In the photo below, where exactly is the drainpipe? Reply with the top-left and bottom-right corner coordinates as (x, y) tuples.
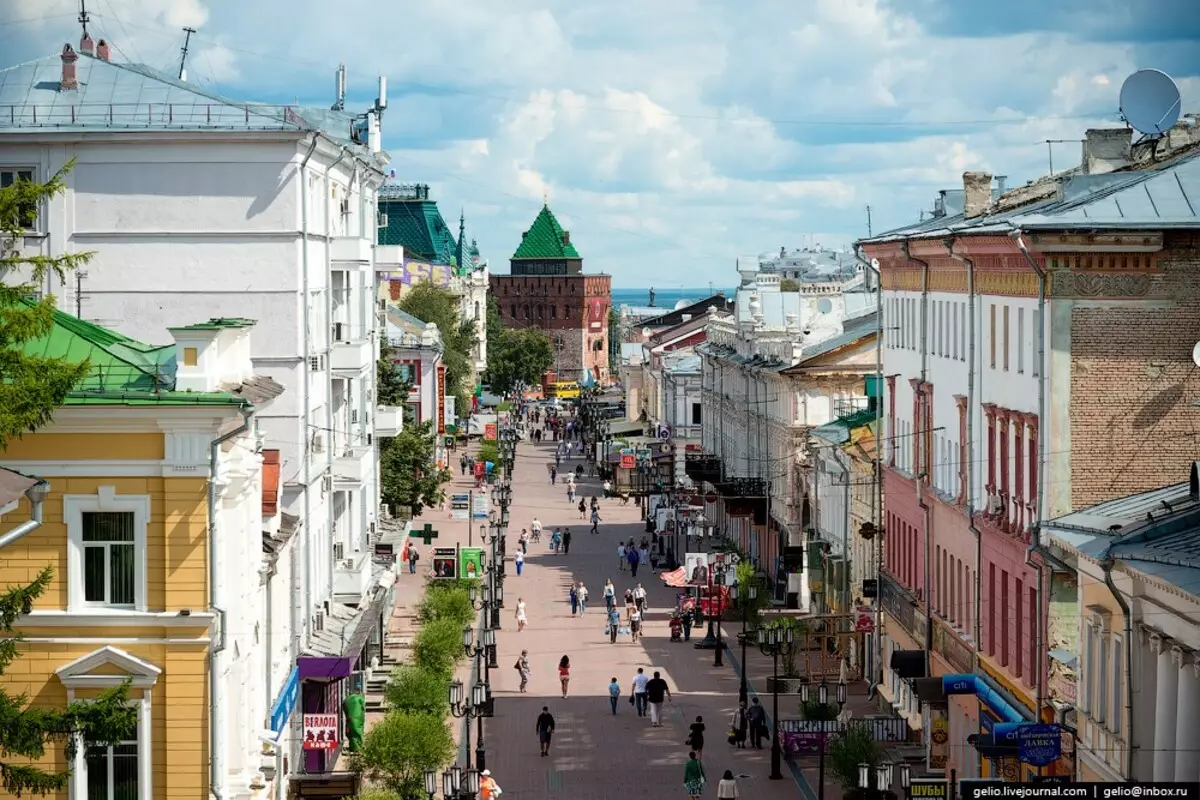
(299, 132), (319, 661)
(854, 248), (883, 682)
(1012, 228), (1049, 720)
(326, 146), (350, 584)
(0, 481), (51, 549)
(901, 240), (934, 674)
(210, 409), (255, 800)
(1101, 556), (1135, 780)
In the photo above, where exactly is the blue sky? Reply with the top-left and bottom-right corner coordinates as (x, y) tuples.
(4, 0), (1200, 288)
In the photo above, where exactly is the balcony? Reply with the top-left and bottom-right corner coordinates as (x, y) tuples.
(375, 405), (402, 438)
(331, 236), (372, 269)
(334, 445), (372, 486)
(375, 245), (404, 273)
(331, 339), (373, 374)
(333, 549), (371, 603)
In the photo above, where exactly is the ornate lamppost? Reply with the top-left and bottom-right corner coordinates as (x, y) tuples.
(711, 562), (734, 667)
(801, 677), (848, 800)
(757, 625), (797, 781)
(728, 579), (759, 703)
(448, 679), (488, 772)
(441, 765), (482, 800)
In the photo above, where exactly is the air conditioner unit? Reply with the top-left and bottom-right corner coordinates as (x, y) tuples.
(339, 558), (357, 570)
(313, 611), (325, 632)
(340, 199), (350, 217)
(377, 298), (387, 310)
(986, 494), (1004, 515)
(321, 474), (333, 492)
(333, 322), (346, 342)
(333, 542), (345, 561)
(377, 213), (388, 228)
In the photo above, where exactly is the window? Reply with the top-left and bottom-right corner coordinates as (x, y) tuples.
(1017, 308), (1025, 373)
(988, 563), (997, 656)
(1111, 635), (1123, 735)
(474, 301), (480, 320)
(65, 490), (150, 612)
(1097, 634), (1110, 725)
(86, 740), (139, 799)
(989, 304), (996, 368)
(951, 303), (959, 360)
(691, 403), (702, 425)
(1082, 625), (1095, 714)
(510, 304), (517, 318)
(550, 305), (557, 319)
(1002, 306), (1010, 371)
(1014, 578), (1024, 678)
(960, 302), (967, 361)
(1000, 570), (1010, 667)
(182, 347), (198, 367)
(1, 167), (37, 228)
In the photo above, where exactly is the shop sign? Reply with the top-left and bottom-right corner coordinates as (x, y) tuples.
(302, 713), (339, 750)
(269, 666), (300, 737)
(932, 618), (974, 673)
(437, 366), (447, 434)
(1017, 723), (1062, 768)
(854, 606), (876, 633)
(484, 423), (497, 441)
(431, 547), (457, 579)
(927, 707), (949, 770)
(909, 779), (948, 799)
(620, 449), (636, 469)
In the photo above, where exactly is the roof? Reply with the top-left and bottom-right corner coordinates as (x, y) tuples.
(786, 310), (879, 369)
(862, 148), (1200, 244)
(263, 512), (300, 556)
(662, 353), (702, 374)
(0, 467), (38, 511)
(759, 248), (857, 283)
(0, 49), (362, 143)
(511, 204), (581, 260)
(637, 295), (733, 329)
(225, 375), (285, 405)
(378, 190), (460, 267)
(12, 301), (249, 407)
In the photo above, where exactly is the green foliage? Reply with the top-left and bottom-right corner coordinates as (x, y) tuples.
(385, 665), (450, 717)
(481, 295), (553, 394)
(800, 699), (840, 721)
(417, 584), (473, 628)
(779, 278), (801, 291)
(377, 340), (412, 408)
(411, 617), (464, 678)
(0, 568), (138, 795)
(380, 421), (450, 519)
(1, 160), (92, 449)
(350, 711), (455, 799)
(734, 561), (768, 618)
(826, 723), (882, 790)
(398, 282), (476, 407)
(476, 439), (499, 467)
(758, 615), (810, 677)
(355, 788), (402, 800)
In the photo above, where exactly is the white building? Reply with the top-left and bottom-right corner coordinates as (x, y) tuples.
(0, 41), (397, 791)
(661, 352), (703, 487)
(384, 307), (447, 438)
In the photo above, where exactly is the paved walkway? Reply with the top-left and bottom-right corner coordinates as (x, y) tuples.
(480, 433), (819, 800)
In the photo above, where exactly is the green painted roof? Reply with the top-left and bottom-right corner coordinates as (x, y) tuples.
(512, 204), (581, 260)
(13, 302), (247, 407)
(172, 317), (256, 330)
(378, 197), (460, 269)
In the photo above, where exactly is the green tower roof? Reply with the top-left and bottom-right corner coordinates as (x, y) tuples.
(511, 204), (581, 260)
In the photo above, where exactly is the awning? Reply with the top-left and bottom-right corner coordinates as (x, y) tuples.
(661, 567), (689, 587)
(298, 582), (393, 680)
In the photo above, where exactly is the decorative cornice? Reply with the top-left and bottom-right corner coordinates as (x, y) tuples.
(1150, 633), (1171, 656)
(1048, 271), (1167, 299)
(954, 394), (967, 409)
(1171, 645), (1190, 669)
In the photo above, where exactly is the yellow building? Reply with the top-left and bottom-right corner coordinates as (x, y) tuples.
(0, 310), (282, 800)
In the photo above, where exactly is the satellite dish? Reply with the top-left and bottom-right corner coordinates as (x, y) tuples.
(816, 298), (833, 314)
(1119, 69), (1182, 136)
(1191, 341), (1200, 367)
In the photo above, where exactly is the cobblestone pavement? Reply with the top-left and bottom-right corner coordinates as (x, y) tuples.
(478, 432), (819, 800)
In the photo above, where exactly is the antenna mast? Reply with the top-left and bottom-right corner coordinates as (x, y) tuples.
(78, 0), (90, 36)
(178, 26), (196, 80)
(866, 204), (873, 237)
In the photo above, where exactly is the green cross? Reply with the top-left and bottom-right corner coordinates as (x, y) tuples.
(410, 524), (439, 545)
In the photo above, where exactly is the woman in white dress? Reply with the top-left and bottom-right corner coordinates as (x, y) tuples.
(515, 597), (529, 632)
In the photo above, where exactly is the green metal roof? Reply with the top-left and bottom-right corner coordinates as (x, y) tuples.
(172, 317), (256, 330)
(13, 302), (247, 407)
(511, 204), (581, 260)
(378, 195), (459, 268)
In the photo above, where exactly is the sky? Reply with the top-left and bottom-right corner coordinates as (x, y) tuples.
(4, 0), (1200, 289)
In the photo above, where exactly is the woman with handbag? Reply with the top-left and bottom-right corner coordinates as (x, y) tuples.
(683, 751), (706, 799)
(687, 716), (706, 761)
(729, 701), (749, 749)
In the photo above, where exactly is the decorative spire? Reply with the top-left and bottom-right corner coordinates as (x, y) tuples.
(455, 209), (466, 275)
(543, 187), (549, 206)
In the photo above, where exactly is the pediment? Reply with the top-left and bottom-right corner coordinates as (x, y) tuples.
(56, 645), (162, 689)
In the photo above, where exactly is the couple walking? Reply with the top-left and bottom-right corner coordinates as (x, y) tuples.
(629, 668), (672, 725)
(728, 698), (769, 749)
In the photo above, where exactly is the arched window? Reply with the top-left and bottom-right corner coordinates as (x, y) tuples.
(564, 305), (571, 318)
(551, 306), (558, 319)
(522, 304), (529, 319)
(511, 304), (517, 318)
(474, 301), (480, 320)
(536, 305), (544, 319)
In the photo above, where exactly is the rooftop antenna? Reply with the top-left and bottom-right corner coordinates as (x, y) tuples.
(78, 0), (90, 36)
(1042, 139), (1080, 175)
(866, 205), (873, 237)
(332, 63), (346, 111)
(178, 26), (196, 81)
(1120, 68), (1182, 140)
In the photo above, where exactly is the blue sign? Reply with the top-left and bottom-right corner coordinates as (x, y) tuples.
(992, 722), (1022, 744)
(269, 666), (300, 735)
(979, 706), (999, 735)
(1017, 723), (1062, 767)
(943, 677), (974, 695)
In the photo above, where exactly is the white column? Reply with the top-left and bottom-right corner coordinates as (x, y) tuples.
(1152, 635), (1179, 780)
(1176, 654), (1200, 783)
(139, 691), (153, 800)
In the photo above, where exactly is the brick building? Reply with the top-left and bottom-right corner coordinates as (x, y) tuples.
(489, 203), (612, 382)
(860, 125), (1200, 783)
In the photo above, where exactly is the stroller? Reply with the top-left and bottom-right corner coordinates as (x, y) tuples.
(669, 614), (684, 643)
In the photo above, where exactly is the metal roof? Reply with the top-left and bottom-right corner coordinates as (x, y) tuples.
(861, 148), (1200, 244)
(0, 50), (360, 143)
(662, 353), (702, 374)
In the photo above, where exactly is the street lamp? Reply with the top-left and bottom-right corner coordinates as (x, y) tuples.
(729, 581), (759, 703)
(448, 679), (489, 772)
(757, 625), (796, 781)
(800, 678), (848, 800)
(898, 762), (912, 798)
(712, 567), (729, 667)
(423, 769), (438, 800)
(467, 582), (491, 611)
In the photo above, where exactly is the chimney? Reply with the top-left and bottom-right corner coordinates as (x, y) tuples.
(168, 320), (256, 392)
(60, 44), (79, 90)
(995, 175), (1008, 194)
(96, 39), (111, 61)
(563, 231), (570, 246)
(1081, 128), (1131, 175)
(80, 32), (94, 56)
(962, 171), (992, 218)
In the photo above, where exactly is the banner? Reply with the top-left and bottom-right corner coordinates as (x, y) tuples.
(431, 547), (457, 579)
(484, 423), (497, 441)
(472, 492), (489, 519)
(684, 552), (711, 586)
(460, 547), (485, 580)
(450, 493), (470, 521)
(927, 707), (949, 770)
(437, 366), (447, 434)
(445, 394), (456, 428)
(302, 713), (339, 750)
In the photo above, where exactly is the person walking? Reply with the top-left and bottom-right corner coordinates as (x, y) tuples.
(617, 542), (627, 571)
(578, 498), (587, 519)
(536, 706), (556, 756)
(569, 584), (579, 617)
(514, 650), (531, 693)
(519, 529), (529, 554)
(407, 546), (419, 574)
(562, 528), (573, 554)
(567, 483), (576, 504)
(480, 770), (501, 800)
(627, 545), (641, 577)
(717, 770), (739, 799)
(629, 606), (642, 643)
(633, 583), (647, 613)
(608, 677), (622, 714)
(515, 597), (528, 632)
(687, 716), (706, 761)
(530, 517), (542, 542)
(557, 655), (571, 698)
(515, 549), (525, 576)
(747, 698), (767, 749)
(607, 606), (622, 643)
(550, 466), (557, 485)
(603, 579), (616, 611)
(683, 751), (706, 799)
(639, 541), (651, 571)
(631, 668), (649, 717)
(645, 671), (671, 726)
(590, 507), (602, 534)
(576, 581), (589, 613)
(730, 700), (749, 749)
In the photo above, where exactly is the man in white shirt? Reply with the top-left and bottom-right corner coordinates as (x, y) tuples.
(630, 667), (649, 717)
(633, 583), (647, 612)
(617, 543), (627, 571)
(531, 517), (542, 541)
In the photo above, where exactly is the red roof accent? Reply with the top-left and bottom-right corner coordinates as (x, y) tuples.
(262, 449), (281, 516)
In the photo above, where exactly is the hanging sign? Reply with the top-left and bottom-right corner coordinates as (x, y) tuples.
(302, 713), (339, 750)
(437, 366), (447, 434)
(1018, 723), (1063, 767)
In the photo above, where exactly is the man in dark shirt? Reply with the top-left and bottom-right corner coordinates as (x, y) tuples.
(747, 697), (767, 749)
(645, 671), (671, 727)
(536, 706), (556, 756)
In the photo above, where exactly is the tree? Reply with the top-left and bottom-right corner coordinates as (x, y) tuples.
(0, 162), (140, 795)
(410, 617), (464, 678)
(379, 421), (449, 517)
(481, 296), (553, 394)
(826, 723), (883, 791)
(385, 665), (450, 717)
(399, 282), (476, 415)
(377, 340), (412, 408)
(779, 277), (801, 291)
(351, 712), (455, 800)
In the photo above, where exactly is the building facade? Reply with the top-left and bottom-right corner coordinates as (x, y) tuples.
(488, 203), (611, 383)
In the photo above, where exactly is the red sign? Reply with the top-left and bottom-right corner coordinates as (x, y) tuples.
(704, 491), (718, 505)
(484, 423), (497, 441)
(302, 713), (338, 750)
(620, 453), (636, 469)
(474, 462), (485, 480)
(436, 366), (447, 434)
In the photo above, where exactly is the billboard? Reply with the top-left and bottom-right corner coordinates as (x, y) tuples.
(459, 547), (485, 580)
(431, 547), (457, 579)
(684, 552), (711, 586)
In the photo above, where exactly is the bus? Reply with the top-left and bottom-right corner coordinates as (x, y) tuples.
(551, 381), (581, 400)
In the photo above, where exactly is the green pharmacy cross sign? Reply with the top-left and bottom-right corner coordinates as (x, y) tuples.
(411, 524), (440, 545)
